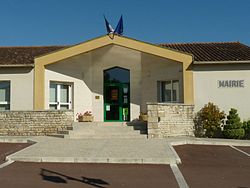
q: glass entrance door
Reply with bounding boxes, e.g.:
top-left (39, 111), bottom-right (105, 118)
top-left (104, 83), bottom-right (130, 121)
top-left (104, 67), bottom-right (130, 122)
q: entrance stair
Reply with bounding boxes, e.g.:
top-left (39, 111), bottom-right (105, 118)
top-left (52, 121), bottom-right (148, 139)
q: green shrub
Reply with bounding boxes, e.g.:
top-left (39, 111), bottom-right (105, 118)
top-left (194, 102), bottom-right (225, 138)
top-left (223, 108), bottom-right (245, 139)
top-left (242, 121), bottom-right (250, 139)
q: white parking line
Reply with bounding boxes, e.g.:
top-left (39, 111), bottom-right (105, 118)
top-left (229, 145), bottom-right (250, 157)
top-left (170, 164), bottom-right (189, 188)
top-left (0, 160), bottom-right (14, 169)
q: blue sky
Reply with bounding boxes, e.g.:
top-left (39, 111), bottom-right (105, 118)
top-left (0, 0), bottom-right (249, 46)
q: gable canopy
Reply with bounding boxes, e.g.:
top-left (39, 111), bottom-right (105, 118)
top-left (34, 35), bottom-right (194, 110)
top-left (35, 35), bottom-right (193, 65)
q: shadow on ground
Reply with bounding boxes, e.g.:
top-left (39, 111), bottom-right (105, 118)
top-left (40, 168), bottom-right (109, 188)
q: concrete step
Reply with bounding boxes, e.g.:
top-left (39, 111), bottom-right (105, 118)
top-left (52, 121), bottom-right (148, 139)
top-left (68, 131), bottom-right (141, 136)
top-left (72, 122), bottom-right (127, 127)
top-left (66, 126), bottom-right (73, 130)
top-left (57, 130), bottom-right (70, 135)
top-left (65, 134), bottom-right (148, 139)
top-left (47, 133), bottom-right (65, 138)
top-left (71, 126), bottom-right (137, 132)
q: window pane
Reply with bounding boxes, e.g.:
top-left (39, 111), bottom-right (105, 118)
top-left (104, 67), bottom-right (130, 83)
top-left (49, 104), bottom-right (57, 110)
top-left (163, 81), bottom-right (172, 102)
top-left (157, 81), bottom-right (161, 102)
top-left (60, 105), bottom-right (69, 110)
top-left (0, 82), bottom-right (10, 102)
top-left (172, 80), bottom-right (179, 102)
top-left (49, 84), bottom-right (57, 102)
top-left (60, 85), bottom-right (69, 103)
top-left (0, 104), bottom-right (10, 110)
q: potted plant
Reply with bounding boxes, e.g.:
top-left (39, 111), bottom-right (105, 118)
top-left (76, 111), bottom-right (94, 122)
top-left (139, 112), bottom-right (148, 122)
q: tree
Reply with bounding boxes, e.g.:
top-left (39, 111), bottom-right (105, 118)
top-left (223, 108), bottom-right (245, 139)
top-left (194, 102), bottom-right (225, 138)
top-left (242, 121), bottom-right (250, 139)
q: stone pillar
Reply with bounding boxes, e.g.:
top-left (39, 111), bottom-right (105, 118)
top-left (147, 103), bottom-right (194, 138)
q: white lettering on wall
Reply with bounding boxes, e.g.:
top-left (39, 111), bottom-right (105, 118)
top-left (218, 80), bottom-right (244, 88)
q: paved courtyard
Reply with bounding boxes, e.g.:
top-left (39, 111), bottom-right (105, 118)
top-left (0, 162), bottom-right (178, 188)
top-left (174, 144), bottom-right (250, 188)
top-left (6, 137), bottom-right (178, 164)
top-left (0, 143), bottom-right (31, 164)
top-left (0, 137), bottom-right (250, 187)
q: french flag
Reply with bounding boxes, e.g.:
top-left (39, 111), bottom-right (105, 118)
top-left (104, 16), bottom-right (114, 34)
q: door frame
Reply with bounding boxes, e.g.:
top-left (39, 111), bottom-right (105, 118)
top-left (104, 83), bottom-right (123, 122)
top-left (103, 67), bottom-right (130, 122)
top-left (103, 82), bottom-right (130, 122)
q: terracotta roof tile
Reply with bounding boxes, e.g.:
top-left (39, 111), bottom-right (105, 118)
top-left (0, 41), bottom-right (250, 65)
top-left (0, 46), bottom-right (66, 65)
top-left (160, 42), bottom-right (250, 62)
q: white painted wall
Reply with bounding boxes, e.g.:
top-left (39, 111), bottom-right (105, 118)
top-left (44, 44), bottom-right (183, 121)
top-left (45, 53), bottom-right (92, 120)
top-left (45, 45), bottom-right (142, 121)
top-left (141, 53), bottom-right (183, 112)
top-left (0, 67), bottom-right (33, 110)
top-left (91, 45), bottom-right (142, 121)
top-left (194, 64), bottom-right (250, 120)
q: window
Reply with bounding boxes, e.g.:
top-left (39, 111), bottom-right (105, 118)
top-left (158, 80), bottom-right (179, 103)
top-left (49, 82), bottom-right (72, 110)
top-left (0, 81), bottom-right (10, 110)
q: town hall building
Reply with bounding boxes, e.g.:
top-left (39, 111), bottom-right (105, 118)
top-left (0, 34), bottom-right (250, 137)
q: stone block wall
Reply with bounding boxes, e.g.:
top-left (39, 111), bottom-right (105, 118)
top-left (0, 110), bottom-right (74, 136)
top-left (147, 103), bottom-right (194, 138)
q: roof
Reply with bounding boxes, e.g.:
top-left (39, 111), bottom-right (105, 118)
top-left (34, 35), bottom-right (193, 66)
top-left (0, 39), bottom-right (250, 66)
top-left (0, 46), bottom-right (66, 66)
top-left (160, 42), bottom-right (250, 62)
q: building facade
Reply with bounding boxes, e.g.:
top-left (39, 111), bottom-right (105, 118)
top-left (1, 35), bottom-right (250, 122)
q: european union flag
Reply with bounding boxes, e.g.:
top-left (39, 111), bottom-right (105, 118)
top-left (114, 15), bottom-right (123, 35)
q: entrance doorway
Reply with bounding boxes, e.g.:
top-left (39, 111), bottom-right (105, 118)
top-left (104, 67), bottom-right (130, 122)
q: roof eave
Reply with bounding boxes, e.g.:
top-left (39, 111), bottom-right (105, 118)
top-left (35, 35), bottom-right (193, 65)
top-left (194, 60), bottom-right (250, 65)
top-left (0, 64), bottom-right (34, 68)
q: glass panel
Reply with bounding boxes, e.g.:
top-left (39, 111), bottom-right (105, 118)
top-left (60, 105), bottom-right (69, 110)
top-left (49, 83), bottom-right (57, 102)
top-left (123, 86), bottom-right (128, 94)
top-left (123, 95), bottom-right (128, 104)
top-left (163, 81), bottom-right (172, 102)
top-left (104, 68), bottom-right (130, 121)
top-left (104, 67), bottom-right (130, 83)
top-left (106, 86), bottom-right (119, 103)
top-left (111, 89), bottom-right (119, 101)
top-left (157, 81), bottom-right (161, 102)
top-left (172, 80), bottom-right (179, 102)
top-left (106, 104), bottom-right (119, 120)
top-left (0, 104), bottom-right (10, 110)
top-left (49, 104), bottom-right (57, 110)
top-left (0, 81), bottom-right (10, 102)
top-left (60, 85), bottom-right (69, 103)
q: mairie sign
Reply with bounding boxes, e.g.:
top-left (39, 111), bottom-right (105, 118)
top-left (218, 80), bottom-right (244, 88)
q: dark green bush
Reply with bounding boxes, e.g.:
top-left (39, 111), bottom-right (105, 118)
top-left (194, 102), bottom-right (225, 138)
top-left (242, 121), bottom-right (250, 139)
top-left (223, 108), bottom-right (245, 139)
